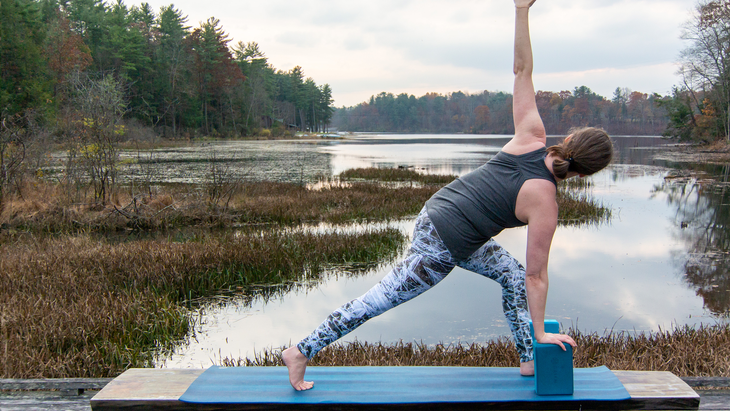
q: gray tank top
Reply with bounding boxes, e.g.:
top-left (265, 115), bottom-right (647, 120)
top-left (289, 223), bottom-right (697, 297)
top-left (425, 147), bottom-right (557, 261)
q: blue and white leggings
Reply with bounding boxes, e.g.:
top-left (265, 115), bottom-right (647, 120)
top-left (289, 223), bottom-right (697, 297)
top-left (297, 207), bottom-right (533, 363)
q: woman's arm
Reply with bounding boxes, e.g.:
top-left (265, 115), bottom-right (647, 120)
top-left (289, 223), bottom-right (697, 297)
top-left (512, 0), bottom-right (546, 147)
top-left (519, 180), bottom-right (577, 349)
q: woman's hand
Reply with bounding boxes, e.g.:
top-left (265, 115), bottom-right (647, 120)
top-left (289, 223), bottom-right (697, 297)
top-left (535, 332), bottom-right (577, 351)
top-left (515, 0), bottom-right (536, 8)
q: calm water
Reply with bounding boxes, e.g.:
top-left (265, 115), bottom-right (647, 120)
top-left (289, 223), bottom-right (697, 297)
top-left (148, 134), bottom-right (730, 368)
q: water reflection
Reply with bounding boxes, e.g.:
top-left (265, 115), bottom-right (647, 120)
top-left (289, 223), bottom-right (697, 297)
top-left (655, 164), bottom-right (730, 317)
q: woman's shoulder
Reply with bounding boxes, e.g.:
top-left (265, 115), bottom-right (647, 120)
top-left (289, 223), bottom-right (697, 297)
top-left (500, 140), bottom-right (546, 156)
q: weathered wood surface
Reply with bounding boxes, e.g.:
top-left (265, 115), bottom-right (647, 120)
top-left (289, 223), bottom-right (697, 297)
top-left (0, 389), bottom-right (100, 411)
top-left (91, 368), bottom-right (203, 410)
top-left (89, 368), bottom-right (702, 410)
top-left (683, 378), bottom-right (730, 389)
top-left (1, 372), bottom-right (728, 410)
top-left (0, 377), bottom-right (112, 394)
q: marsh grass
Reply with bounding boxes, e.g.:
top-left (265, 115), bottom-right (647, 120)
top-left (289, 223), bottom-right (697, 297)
top-left (0, 227), bottom-right (406, 378)
top-left (338, 167), bottom-right (458, 185)
top-left (231, 324), bottom-right (730, 377)
top-left (0, 179), bottom-right (439, 233)
top-left (557, 180), bottom-right (611, 226)
top-left (0, 169), bottom-right (611, 234)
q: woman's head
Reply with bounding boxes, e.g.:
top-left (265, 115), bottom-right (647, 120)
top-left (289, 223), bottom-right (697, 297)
top-left (547, 127), bottom-right (613, 179)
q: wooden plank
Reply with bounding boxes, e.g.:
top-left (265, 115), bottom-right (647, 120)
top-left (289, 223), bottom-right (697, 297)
top-left (91, 369), bottom-right (203, 411)
top-left (0, 378), bottom-right (112, 391)
top-left (683, 377), bottom-right (730, 389)
top-left (614, 370), bottom-right (700, 410)
top-left (698, 391), bottom-right (730, 410)
top-left (0, 390), bottom-right (100, 411)
top-left (91, 368), bottom-right (701, 411)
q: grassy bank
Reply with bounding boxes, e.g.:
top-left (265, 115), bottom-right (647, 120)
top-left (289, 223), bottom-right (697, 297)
top-left (231, 324), bottom-right (730, 377)
top-left (557, 180), bottom-right (611, 226)
top-left (0, 168), bottom-right (610, 234)
top-left (338, 167), bottom-right (458, 185)
top-left (0, 180), bottom-right (439, 234)
top-left (0, 228), bottom-right (406, 378)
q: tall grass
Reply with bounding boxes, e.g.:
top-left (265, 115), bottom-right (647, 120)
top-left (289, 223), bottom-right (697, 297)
top-left (231, 324), bottom-right (730, 377)
top-left (338, 168), bottom-right (458, 185)
top-left (0, 228), bottom-right (406, 378)
top-left (557, 180), bottom-right (611, 226)
top-left (0, 180), bottom-right (439, 233)
top-left (0, 170), bottom-right (612, 234)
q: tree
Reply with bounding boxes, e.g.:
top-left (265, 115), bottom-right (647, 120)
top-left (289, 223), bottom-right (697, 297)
top-left (66, 73), bottom-right (127, 203)
top-left (154, 5), bottom-right (189, 135)
top-left (66, 0), bottom-right (110, 71)
top-left (187, 17), bottom-right (244, 135)
top-left (473, 105), bottom-right (490, 132)
top-left (677, 0), bottom-right (730, 140)
top-left (0, 0), bottom-right (53, 118)
top-left (233, 41), bottom-right (274, 133)
top-left (44, 9), bottom-right (93, 104)
top-left (0, 114), bottom-right (28, 210)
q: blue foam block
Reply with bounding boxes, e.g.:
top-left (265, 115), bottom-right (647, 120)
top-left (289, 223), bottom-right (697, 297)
top-left (530, 319), bottom-right (574, 395)
top-left (535, 343), bottom-right (574, 395)
top-left (179, 366), bottom-right (630, 405)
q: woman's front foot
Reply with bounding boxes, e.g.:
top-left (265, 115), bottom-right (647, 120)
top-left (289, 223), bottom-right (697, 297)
top-left (520, 360), bottom-right (534, 376)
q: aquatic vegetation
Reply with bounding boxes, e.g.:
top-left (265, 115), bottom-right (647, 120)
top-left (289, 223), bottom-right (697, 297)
top-left (557, 180), bottom-right (612, 227)
top-left (233, 324), bottom-right (730, 377)
top-left (338, 167), bottom-right (458, 185)
top-left (0, 227), bottom-right (406, 378)
top-left (0, 179), bottom-right (440, 234)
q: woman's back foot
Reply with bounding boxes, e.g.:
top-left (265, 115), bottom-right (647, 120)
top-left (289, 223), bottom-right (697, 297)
top-left (282, 346), bottom-right (314, 390)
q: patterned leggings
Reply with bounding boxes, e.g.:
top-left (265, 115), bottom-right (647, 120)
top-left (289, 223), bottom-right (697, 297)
top-left (297, 207), bottom-right (533, 363)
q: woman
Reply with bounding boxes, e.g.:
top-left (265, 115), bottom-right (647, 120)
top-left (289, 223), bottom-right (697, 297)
top-left (283, 0), bottom-right (613, 391)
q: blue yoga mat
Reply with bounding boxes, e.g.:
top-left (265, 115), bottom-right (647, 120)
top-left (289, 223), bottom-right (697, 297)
top-left (179, 366), bottom-right (630, 404)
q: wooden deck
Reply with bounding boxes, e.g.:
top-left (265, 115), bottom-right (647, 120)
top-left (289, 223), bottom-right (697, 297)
top-left (1, 372), bottom-right (728, 410)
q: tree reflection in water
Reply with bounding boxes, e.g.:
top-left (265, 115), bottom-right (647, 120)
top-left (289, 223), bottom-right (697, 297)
top-left (656, 163), bottom-right (730, 317)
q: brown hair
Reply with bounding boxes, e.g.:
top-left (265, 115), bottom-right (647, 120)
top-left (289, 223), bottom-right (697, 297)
top-left (546, 127), bottom-right (613, 180)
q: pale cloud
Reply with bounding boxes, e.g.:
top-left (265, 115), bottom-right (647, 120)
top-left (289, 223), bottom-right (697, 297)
top-left (140, 0), bottom-right (698, 106)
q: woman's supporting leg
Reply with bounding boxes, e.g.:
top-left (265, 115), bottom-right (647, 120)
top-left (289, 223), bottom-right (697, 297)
top-left (457, 238), bottom-right (533, 367)
top-left (285, 208), bottom-right (455, 390)
top-left (296, 208), bottom-right (456, 360)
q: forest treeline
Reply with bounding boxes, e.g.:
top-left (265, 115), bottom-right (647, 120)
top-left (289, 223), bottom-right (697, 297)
top-left (331, 86), bottom-right (669, 136)
top-left (1, 0), bottom-right (334, 137)
top-left (333, 0), bottom-right (730, 142)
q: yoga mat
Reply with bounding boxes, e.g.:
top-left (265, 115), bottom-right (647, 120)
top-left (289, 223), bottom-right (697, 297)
top-left (179, 366), bottom-right (630, 404)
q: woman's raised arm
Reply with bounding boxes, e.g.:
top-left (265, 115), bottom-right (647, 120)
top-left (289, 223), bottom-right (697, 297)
top-left (512, 0), bottom-right (546, 146)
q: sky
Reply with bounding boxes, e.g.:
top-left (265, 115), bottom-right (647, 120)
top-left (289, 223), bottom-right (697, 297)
top-left (139, 0), bottom-right (699, 107)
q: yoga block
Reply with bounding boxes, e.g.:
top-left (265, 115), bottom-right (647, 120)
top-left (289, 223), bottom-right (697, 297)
top-left (534, 342), bottom-right (574, 395)
top-left (529, 320), bottom-right (574, 395)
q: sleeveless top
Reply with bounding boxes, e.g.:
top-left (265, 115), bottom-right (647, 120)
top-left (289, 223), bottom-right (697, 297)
top-left (425, 147), bottom-right (557, 261)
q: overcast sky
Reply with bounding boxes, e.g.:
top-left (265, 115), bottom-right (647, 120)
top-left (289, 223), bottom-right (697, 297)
top-left (140, 0), bottom-right (698, 107)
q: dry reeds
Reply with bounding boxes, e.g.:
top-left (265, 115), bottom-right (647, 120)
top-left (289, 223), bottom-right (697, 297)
top-left (557, 182), bottom-right (611, 226)
top-left (0, 179), bottom-right (439, 233)
top-left (0, 169), bottom-right (612, 234)
top-left (0, 228), bottom-right (406, 378)
top-left (571, 325), bottom-right (730, 377)
top-left (234, 324), bottom-right (730, 377)
top-left (338, 168), bottom-right (457, 185)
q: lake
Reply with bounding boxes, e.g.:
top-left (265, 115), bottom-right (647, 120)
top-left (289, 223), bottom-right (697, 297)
top-left (142, 134), bottom-right (730, 368)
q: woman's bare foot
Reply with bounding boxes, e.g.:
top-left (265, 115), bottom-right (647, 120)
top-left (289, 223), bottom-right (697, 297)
top-left (520, 360), bottom-right (534, 376)
top-left (282, 346), bottom-right (314, 390)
